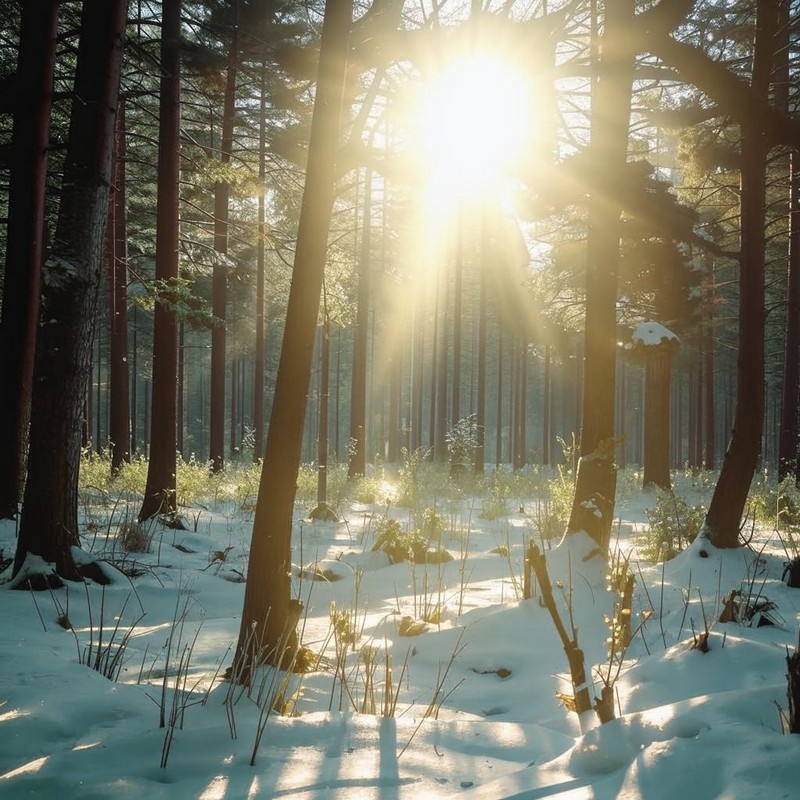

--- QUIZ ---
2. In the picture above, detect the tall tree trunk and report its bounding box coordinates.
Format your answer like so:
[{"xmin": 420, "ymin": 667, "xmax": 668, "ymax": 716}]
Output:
[
  {"xmin": 0, "ymin": 0, "xmax": 59, "ymax": 520},
  {"xmin": 451, "ymin": 213, "xmax": 463, "ymax": 427},
  {"xmin": 318, "ymin": 321, "xmax": 331, "ymax": 503},
  {"xmin": 139, "ymin": 0, "xmax": 182, "ymax": 522},
  {"xmin": 411, "ymin": 300, "xmax": 424, "ymax": 453},
  {"xmin": 348, "ymin": 169, "xmax": 371, "ymax": 479},
  {"xmin": 434, "ymin": 260, "xmax": 449, "ymax": 463},
  {"xmin": 495, "ymin": 325, "xmax": 504, "ymax": 467},
  {"xmin": 109, "ymin": 100, "xmax": 131, "ymax": 476},
  {"xmin": 253, "ymin": 44, "xmax": 268, "ymax": 463},
  {"xmin": 475, "ymin": 252, "xmax": 487, "ymax": 474},
  {"xmin": 14, "ymin": 0, "xmax": 127, "ymax": 582},
  {"xmin": 232, "ymin": 0, "xmax": 351, "ymax": 678},
  {"xmin": 566, "ymin": 0, "xmax": 634, "ymax": 550},
  {"xmin": 704, "ymin": 253, "xmax": 716, "ymax": 468},
  {"xmin": 781, "ymin": 152, "xmax": 800, "ymax": 479},
  {"xmin": 642, "ymin": 349, "xmax": 673, "ymax": 491},
  {"xmin": 210, "ymin": 17, "xmax": 239, "ymax": 473},
  {"xmin": 703, "ymin": 0, "xmax": 778, "ymax": 547},
  {"xmin": 543, "ymin": 344, "xmax": 551, "ymax": 467}
]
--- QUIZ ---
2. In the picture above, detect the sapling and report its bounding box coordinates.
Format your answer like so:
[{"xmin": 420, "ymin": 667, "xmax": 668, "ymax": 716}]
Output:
[{"xmin": 528, "ymin": 544, "xmax": 594, "ymax": 731}]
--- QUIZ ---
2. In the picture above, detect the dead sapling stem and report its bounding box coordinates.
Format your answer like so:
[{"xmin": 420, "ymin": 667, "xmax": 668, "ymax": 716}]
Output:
[
  {"xmin": 528, "ymin": 544, "xmax": 593, "ymax": 725},
  {"xmin": 786, "ymin": 630, "xmax": 800, "ymax": 733}
]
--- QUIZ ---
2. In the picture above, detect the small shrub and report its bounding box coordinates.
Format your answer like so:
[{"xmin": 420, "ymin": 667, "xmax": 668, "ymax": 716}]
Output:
[
  {"xmin": 748, "ymin": 474, "xmax": 800, "ymax": 527},
  {"xmin": 420, "ymin": 507, "xmax": 446, "ymax": 543},
  {"xmin": 371, "ymin": 519, "xmax": 429, "ymax": 564},
  {"xmin": 446, "ymin": 415, "xmax": 478, "ymax": 476},
  {"xmin": 641, "ymin": 490, "xmax": 705, "ymax": 561}
]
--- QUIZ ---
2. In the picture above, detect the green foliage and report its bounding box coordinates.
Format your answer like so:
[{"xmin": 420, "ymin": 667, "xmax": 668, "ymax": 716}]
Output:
[
  {"xmin": 746, "ymin": 473, "xmax": 800, "ymax": 527},
  {"xmin": 642, "ymin": 490, "xmax": 705, "ymax": 561},
  {"xmin": 419, "ymin": 507, "xmax": 446, "ymax": 543},
  {"xmin": 480, "ymin": 480, "xmax": 509, "ymax": 520},
  {"xmin": 371, "ymin": 518, "xmax": 429, "ymax": 564}
]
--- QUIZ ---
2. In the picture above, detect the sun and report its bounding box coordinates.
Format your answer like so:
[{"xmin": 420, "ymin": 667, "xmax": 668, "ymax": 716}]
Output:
[{"xmin": 417, "ymin": 54, "xmax": 532, "ymax": 206}]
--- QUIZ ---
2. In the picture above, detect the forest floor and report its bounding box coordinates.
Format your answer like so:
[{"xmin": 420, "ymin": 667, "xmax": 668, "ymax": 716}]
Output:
[{"xmin": 2, "ymin": 464, "xmax": 800, "ymax": 798}]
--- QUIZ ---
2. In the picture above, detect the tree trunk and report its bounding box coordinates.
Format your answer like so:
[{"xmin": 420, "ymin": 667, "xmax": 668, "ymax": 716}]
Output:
[
  {"xmin": 109, "ymin": 100, "xmax": 131, "ymax": 476},
  {"xmin": 411, "ymin": 300, "xmax": 424, "ymax": 453},
  {"xmin": 139, "ymin": 0, "xmax": 182, "ymax": 522},
  {"xmin": 14, "ymin": 0, "xmax": 127, "ymax": 583},
  {"xmin": 781, "ymin": 151, "xmax": 800, "ymax": 480},
  {"xmin": 566, "ymin": 0, "xmax": 634, "ymax": 550},
  {"xmin": 703, "ymin": 0, "xmax": 777, "ymax": 548},
  {"xmin": 232, "ymin": 0, "xmax": 351, "ymax": 679},
  {"xmin": 642, "ymin": 349, "xmax": 673, "ymax": 491},
  {"xmin": 475, "ymin": 252, "xmax": 487, "ymax": 474},
  {"xmin": 434, "ymin": 259, "xmax": 449, "ymax": 463},
  {"xmin": 451, "ymin": 213, "xmax": 463, "ymax": 427},
  {"xmin": 316, "ymin": 319, "xmax": 331, "ymax": 505},
  {"xmin": 0, "ymin": 0, "xmax": 59, "ymax": 520},
  {"xmin": 348, "ymin": 169, "xmax": 371, "ymax": 479},
  {"xmin": 704, "ymin": 253, "xmax": 716, "ymax": 468},
  {"xmin": 210, "ymin": 16, "xmax": 239, "ymax": 473},
  {"xmin": 495, "ymin": 325, "xmax": 504, "ymax": 467}
]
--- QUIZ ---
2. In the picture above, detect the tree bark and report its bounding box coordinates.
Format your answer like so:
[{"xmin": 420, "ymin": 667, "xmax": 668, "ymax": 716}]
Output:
[
  {"xmin": 703, "ymin": 0, "xmax": 777, "ymax": 547},
  {"xmin": 109, "ymin": 100, "xmax": 131, "ymax": 476},
  {"xmin": 139, "ymin": 0, "xmax": 182, "ymax": 522},
  {"xmin": 14, "ymin": 0, "xmax": 127, "ymax": 582},
  {"xmin": 232, "ymin": 0, "xmax": 351, "ymax": 678},
  {"xmin": 780, "ymin": 151, "xmax": 800, "ymax": 480},
  {"xmin": 0, "ymin": 0, "xmax": 59, "ymax": 520},
  {"xmin": 210, "ymin": 16, "xmax": 239, "ymax": 473},
  {"xmin": 348, "ymin": 168, "xmax": 371, "ymax": 478},
  {"xmin": 642, "ymin": 349, "xmax": 673, "ymax": 491},
  {"xmin": 566, "ymin": 0, "xmax": 634, "ymax": 550}
]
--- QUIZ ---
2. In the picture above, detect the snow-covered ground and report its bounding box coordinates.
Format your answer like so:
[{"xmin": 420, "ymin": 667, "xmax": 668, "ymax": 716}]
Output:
[{"xmin": 2, "ymin": 469, "xmax": 800, "ymax": 799}]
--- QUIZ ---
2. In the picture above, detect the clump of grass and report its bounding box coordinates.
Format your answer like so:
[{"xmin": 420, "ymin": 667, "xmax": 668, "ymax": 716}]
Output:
[{"xmin": 117, "ymin": 520, "xmax": 153, "ymax": 553}]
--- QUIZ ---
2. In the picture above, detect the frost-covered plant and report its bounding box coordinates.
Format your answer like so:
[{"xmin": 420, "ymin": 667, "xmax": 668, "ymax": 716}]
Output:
[
  {"xmin": 419, "ymin": 507, "xmax": 446, "ymax": 543},
  {"xmin": 446, "ymin": 414, "xmax": 478, "ymax": 475},
  {"xmin": 642, "ymin": 491, "xmax": 705, "ymax": 561}
]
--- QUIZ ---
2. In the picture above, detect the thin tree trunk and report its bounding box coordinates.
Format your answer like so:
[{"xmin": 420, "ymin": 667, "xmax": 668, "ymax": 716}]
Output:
[
  {"xmin": 475, "ymin": 250, "xmax": 487, "ymax": 475},
  {"xmin": 496, "ymin": 325, "xmax": 504, "ymax": 468},
  {"xmin": 316, "ymin": 319, "xmax": 331, "ymax": 505},
  {"xmin": 253, "ymin": 44, "xmax": 268, "ymax": 463},
  {"xmin": 348, "ymin": 169, "xmax": 371, "ymax": 479},
  {"xmin": 0, "ymin": 0, "xmax": 59, "ymax": 519},
  {"xmin": 109, "ymin": 101, "xmax": 131, "ymax": 475},
  {"xmin": 14, "ymin": 0, "xmax": 127, "ymax": 582},
  {"xmin": 434, "ymin": 260, "xmax": 448, "ymax": 463},
  {"xmin": 704, "ymin": 254, "xmax": 716, "ymax": 468},
  {"xmin": 139, "ymin": 0, "xmax": 182, "ymax": 521},
  {"xmin": 543, "ymin": 344, "xmax": 551, "ymax": 467},
  {"xmin": 232, "ymin": 0, "xmax": 351, "ymax": 678},
  {"xmin": 452, "ymin": 212, "xmax": 463, "ymax": 427},
  {"xmin": 210, "ymin": 15, "xmax": 239, "ymax": 473}
]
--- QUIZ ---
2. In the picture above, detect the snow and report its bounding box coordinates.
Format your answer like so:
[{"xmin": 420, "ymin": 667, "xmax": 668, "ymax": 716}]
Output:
[
  {"xmin": 2, "ymin": 472, "xmax": 800, "ymax": 799},
  {"xmin": 630, "ymin": 321, "xmax": 679, "ymax": 348}
]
